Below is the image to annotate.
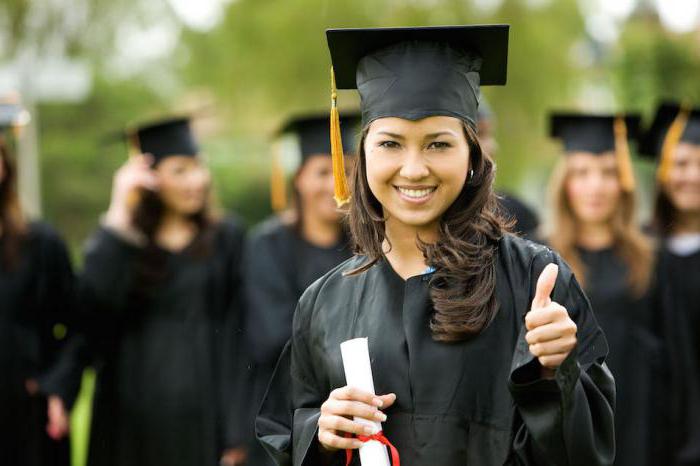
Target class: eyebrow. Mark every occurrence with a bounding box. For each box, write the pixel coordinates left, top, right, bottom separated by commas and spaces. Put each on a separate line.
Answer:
375, 131, 405, 140
425, 131, 457, 139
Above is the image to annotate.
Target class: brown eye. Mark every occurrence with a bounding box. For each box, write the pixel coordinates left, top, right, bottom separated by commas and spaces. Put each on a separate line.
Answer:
379, 140, 400, 149
428, 141, 451, 150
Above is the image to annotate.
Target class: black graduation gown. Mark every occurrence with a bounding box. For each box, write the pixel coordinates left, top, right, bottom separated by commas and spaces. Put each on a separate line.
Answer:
256, 234, 615, 466
577, 247, 661, 466
243, 216, 352, 464
656, 246, 700, 466
0, 222, 79, 466
498, 192, 539, 239
80, 219, 246, 466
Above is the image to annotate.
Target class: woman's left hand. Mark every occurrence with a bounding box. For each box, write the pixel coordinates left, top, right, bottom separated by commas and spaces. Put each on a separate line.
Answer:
46, 395, 69, 440
525, 264, 578, 376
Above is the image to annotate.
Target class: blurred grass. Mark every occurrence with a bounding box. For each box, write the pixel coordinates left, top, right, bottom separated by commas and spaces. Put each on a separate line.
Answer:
70, 369, 95, 466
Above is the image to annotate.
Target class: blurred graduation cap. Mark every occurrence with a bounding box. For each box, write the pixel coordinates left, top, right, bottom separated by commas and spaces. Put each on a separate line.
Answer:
549, 113, 641, 191
638, 102, 700, 184
326, 24, 509, 206
124, 117, 199, 163
270, 112, 361, 211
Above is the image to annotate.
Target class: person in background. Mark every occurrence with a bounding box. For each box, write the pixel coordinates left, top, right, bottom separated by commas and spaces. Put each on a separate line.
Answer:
0, 99, 81, 466
79, 117, 248, 466
477, 98, 539, 238
242, 113, 359, 465
546, 112, 661, 466
639, 101, 700, 466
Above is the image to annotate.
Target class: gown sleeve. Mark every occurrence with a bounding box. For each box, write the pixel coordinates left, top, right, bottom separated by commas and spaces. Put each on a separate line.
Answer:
256, 290, 339, 466
508, 249, 616, 466
32, 224, 84, 409
243, 228, 299, 366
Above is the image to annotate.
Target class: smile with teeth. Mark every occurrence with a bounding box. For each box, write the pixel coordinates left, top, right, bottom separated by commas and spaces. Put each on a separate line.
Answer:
396, 186, 437, 199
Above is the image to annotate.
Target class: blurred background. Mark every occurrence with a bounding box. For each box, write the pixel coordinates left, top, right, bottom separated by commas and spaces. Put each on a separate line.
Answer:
1, 0, 699, 464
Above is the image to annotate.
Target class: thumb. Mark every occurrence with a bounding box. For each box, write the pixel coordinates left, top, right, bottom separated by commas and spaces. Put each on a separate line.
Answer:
531, 263, 558, 310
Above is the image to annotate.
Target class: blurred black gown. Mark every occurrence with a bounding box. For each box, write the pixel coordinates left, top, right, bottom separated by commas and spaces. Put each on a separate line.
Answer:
498, 192, 539, 239
80, 219, 246, 466
656, 244, 700, 466
0, 222, 80, 466
256, 234, 616, 466
577, 247, 662, 466
244, 216, 352, 465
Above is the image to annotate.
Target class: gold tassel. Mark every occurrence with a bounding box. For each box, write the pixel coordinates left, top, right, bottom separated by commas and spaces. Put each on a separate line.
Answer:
330, 66, 351, 207
270, 144, 287, 212
613, 116, 636, 192
657, 105, 690, 184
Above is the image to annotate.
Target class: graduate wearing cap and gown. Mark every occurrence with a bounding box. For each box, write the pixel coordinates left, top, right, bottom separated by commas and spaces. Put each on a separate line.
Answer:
79, 118, 247, 466
546, 113, 663, 466
0, 103, 81, 466
477, 100, 539, 239
256, 26, 615, 466
640, 102, 700, 466
243, 114, 359, 465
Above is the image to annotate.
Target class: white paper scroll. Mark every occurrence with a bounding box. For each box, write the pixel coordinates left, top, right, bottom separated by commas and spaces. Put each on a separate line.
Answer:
340, 338, 391, 466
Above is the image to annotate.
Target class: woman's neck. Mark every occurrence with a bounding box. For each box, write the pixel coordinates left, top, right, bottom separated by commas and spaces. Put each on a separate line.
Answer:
576, 221, 614, 250
383, 217, 438, 280
672, 211, 700, 235
156, 210, 197, 252
300, 209, 342, 248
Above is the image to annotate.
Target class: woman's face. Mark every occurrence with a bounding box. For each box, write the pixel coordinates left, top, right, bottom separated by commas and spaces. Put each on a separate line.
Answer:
155, 155, 210, 216
294, 154, 345, 224
665, 142, 700, 216
364, 116, 469, 230
565, 152, 621, 225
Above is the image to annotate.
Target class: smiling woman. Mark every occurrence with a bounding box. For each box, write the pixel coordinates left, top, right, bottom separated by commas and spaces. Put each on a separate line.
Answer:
256, 25, 615, 466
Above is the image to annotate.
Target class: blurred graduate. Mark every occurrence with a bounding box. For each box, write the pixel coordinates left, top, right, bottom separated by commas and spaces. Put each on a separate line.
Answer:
546, 113, 661, 465
242, 113, 359, 465
78, 117, 248, 466
256, 25, 615, 466
640, 102, 700, 466
0, 99, 81, 465
477, 99, 539, 238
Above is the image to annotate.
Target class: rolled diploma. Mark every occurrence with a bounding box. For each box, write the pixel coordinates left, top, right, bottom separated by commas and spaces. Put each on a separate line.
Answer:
340, 338, 391, 466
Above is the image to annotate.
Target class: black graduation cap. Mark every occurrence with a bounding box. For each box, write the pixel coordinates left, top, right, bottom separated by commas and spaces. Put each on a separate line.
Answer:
279, 113, 361, 161
126, 117, 199, 162
550, 113, 641, 154
639, 102, 700, 158
326, 25, 509, 129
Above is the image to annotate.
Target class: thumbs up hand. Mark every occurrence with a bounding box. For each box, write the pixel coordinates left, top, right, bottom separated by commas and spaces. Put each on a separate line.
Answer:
525, 264, 578, 374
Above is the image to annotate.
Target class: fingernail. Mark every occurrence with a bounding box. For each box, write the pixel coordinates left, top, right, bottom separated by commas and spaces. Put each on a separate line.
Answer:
364, 426, 374, 434
353, 440, 364, 448
373, 398, 383, 407
376, 412, 387, 422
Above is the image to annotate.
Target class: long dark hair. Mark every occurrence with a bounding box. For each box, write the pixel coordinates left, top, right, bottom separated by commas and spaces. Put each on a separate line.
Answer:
128, 176, 217, 300
0, 135, 28, 270
347, 121, 506, 342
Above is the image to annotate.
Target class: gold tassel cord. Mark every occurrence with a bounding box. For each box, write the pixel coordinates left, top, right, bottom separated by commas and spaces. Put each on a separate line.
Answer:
270, 144, 288, 212
657, 105, 690, 185
330, 66, 351, 207
613, 116, 636, 192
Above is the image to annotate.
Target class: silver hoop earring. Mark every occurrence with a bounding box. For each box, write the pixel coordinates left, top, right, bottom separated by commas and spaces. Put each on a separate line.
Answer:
469, 169, 474, 180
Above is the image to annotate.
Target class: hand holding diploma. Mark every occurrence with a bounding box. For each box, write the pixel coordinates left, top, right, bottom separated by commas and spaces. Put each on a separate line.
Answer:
525, 263, 578, 376
317, 339, 396, 458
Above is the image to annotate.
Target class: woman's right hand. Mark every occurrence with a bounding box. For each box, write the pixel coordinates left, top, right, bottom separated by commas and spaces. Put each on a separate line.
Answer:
317, 386, 396, 452
104, 154, 159, 230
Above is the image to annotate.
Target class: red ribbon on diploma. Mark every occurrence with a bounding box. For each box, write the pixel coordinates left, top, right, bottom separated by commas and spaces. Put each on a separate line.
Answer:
345, 431, 400, 466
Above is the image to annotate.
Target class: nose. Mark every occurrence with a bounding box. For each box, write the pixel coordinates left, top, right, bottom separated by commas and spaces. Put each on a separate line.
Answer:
399, 149, 430, 181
